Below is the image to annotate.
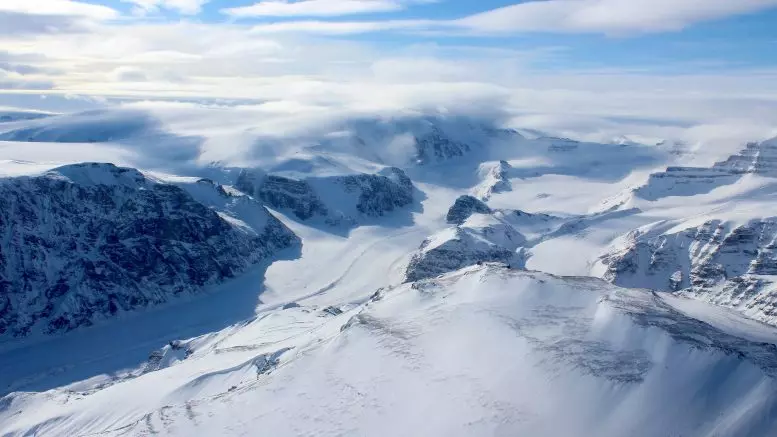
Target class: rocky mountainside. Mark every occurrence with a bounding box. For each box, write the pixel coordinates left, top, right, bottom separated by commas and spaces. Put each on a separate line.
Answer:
445, 195, 492, 225
600, 218, 777, 324
406, 212, 525, 282
235, 167, 414, 226
0, 163, 298, 339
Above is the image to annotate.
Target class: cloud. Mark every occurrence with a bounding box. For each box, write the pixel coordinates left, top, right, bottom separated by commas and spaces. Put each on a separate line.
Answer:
0, 1, 117, 37
0, 0, 117, 19
224, 0, 433, 18
112, 66, 149, 82
0, 6, 776, 158
457, 0, 777, 35
244, 0, 777, 36
249, 19, 429, 34
0, 70, 54, 90
122, 0, 211, 15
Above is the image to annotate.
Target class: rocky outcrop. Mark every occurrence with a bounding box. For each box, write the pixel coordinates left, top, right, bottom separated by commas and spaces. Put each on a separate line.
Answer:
0, 163, 299, 338
634, 140, 777, 200
413, 126, 472, 164
600, 218, 777, 325
406, 214, 524, 282
446, 195, 492, 225
340, 167, 414, 217
237, 172, 328, 221
236, 167, 414, 225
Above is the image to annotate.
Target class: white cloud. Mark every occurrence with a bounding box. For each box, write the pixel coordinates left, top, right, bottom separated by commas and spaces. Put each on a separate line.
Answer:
457, 0, 777, 34
122, 0, 210, 15
0, 0, 118, 19
1, 7, 777, 155
249, 19, 429, 34
112, 66, 149, 82
243, 0, 777, 36
0, 1, 117, 37
224, 0, 431, 18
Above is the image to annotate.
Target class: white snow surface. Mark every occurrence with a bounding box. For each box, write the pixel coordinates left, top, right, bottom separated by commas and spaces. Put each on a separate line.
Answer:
2, 107, 777, 435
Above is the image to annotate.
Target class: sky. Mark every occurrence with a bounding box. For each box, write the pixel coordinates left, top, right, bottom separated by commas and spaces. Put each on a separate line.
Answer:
2, 0, 777, 146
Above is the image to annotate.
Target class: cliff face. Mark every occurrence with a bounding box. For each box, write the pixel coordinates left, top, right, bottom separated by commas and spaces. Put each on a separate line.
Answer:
635, 140, 777, 200
406, 213, 525, 282
600, 218, 777, 325
0, 163, 299, 338
235, 167, 415, 225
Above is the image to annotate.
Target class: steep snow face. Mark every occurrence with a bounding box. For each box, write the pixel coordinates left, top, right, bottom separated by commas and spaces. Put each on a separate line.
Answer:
473, 160, 512, 200
236, 166, 415, 226
600, 218, 777, 325
0, 163, 299, 339
406, 214, 525, 281
3, 266, 777, 437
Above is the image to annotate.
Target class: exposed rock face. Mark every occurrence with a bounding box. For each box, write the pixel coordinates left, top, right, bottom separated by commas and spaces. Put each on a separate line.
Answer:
713, 140, 777, 176
236, 167, 414, 224
600, 218, 777, 325
339, 167, 414, 217
446, 195, 492, 225
406, 214, 524, 282
413, 126, 472, 164
0, 163, 299, 338
635, 140, 777, 200
237, 172, 329, 221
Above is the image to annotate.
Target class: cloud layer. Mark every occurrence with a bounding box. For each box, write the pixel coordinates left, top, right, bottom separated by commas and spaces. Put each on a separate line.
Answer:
0, 0, 776, 152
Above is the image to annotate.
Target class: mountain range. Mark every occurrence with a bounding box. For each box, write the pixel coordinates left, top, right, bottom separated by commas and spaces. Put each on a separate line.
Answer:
1, 107, 777, 436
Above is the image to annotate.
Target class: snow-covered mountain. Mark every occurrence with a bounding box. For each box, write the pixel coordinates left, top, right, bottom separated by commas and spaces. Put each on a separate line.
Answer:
1, 107, 777, 436
0, 163, 298, 339
3, 266, 777, 436
234, 166, 416, 227
600, 218, 777, 325
634, 140, 777, 201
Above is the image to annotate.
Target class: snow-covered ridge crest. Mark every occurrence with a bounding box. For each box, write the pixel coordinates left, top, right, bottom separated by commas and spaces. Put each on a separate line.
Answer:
4, 265, 777, 436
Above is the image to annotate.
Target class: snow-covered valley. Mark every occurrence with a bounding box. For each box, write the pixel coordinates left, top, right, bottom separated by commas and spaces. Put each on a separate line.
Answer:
2, 108, 777, 436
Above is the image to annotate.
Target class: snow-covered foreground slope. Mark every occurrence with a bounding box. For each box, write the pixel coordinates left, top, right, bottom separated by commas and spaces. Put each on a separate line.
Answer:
2, 266, 776, 437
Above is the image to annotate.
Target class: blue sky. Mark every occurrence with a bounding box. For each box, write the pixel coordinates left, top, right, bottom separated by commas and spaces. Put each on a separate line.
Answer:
78, 0, 777, 73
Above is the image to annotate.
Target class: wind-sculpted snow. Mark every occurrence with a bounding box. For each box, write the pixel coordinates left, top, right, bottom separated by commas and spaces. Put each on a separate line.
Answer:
0, 163, 299, 338
236, 166, 415, 227
4, 266, 777, 437
601, 218, 777, 326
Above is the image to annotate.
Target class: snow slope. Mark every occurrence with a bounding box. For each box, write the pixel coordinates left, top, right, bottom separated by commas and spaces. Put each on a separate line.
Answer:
2, 266, 776, 436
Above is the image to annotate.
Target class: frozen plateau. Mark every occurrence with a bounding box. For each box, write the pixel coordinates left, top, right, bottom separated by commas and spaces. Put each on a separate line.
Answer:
1, 108, 777, 436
